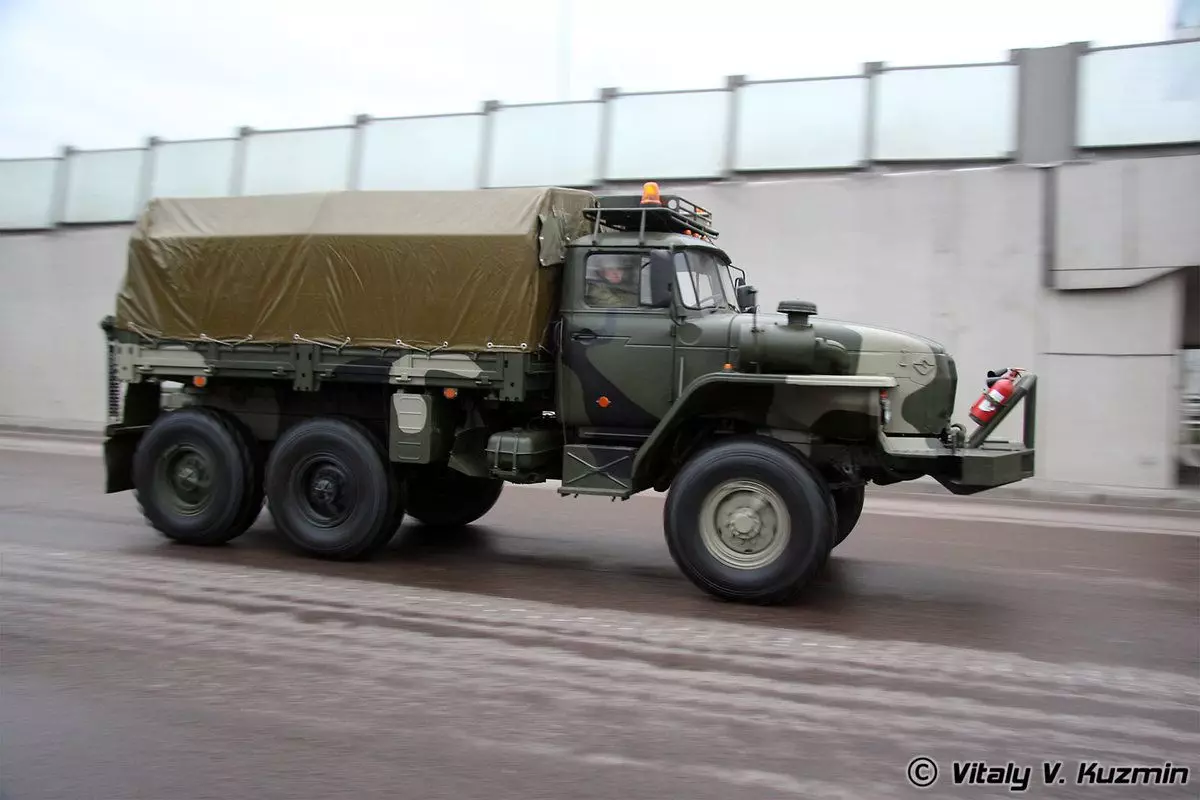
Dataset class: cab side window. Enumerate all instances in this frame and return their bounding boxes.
[673,252,698,307]
[673,250,730,310]
[584,253,653,309]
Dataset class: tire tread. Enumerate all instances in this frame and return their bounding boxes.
[265,416,400,561]
[831,484,865,548]
[406,467,504,528]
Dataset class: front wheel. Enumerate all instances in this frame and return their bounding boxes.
[663,437,836,605]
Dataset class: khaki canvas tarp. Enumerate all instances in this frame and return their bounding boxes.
[114,187,597,350]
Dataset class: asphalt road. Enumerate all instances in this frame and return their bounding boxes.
[2,445,1198,800]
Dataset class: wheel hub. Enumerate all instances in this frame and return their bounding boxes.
[307,466,344,507]
[157,446,213,515]
[312,479,334,502]
[175,463,200,490]
[727,508,762,538]
[699,479,791,570]
[296,458,354,528]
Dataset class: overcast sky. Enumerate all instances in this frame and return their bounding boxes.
[0,0,1181,158]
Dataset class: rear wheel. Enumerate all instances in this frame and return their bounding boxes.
[265,417,400,560]
[132,407,260,546]
[831,484,865,547]
[405,465,504,528]
[663,437,835,604]
[223,412,267,535]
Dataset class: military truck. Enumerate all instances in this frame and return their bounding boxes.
[101,183,1038,604]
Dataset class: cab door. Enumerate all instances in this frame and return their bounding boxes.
[671,249,742,392]
[559,250,675,433]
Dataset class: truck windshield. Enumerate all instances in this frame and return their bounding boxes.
[676,250,736,310]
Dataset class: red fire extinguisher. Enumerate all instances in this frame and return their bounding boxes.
[969,368,1022,426]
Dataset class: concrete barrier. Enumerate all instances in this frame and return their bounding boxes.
[1,161,1197,491]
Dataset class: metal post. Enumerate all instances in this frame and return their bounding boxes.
[50,145,74,227]
[1012,42,1088,164]
[862,62,883,168]
[231,126,252,196]
[478,100,500,189]
[1022,379,1037,450]
[724,75,746,178]
[596,87,618,187]
[348,114,370,190]
[138,136,159,212]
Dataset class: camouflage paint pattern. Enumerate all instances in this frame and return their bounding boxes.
[626,372,895,492]
[107,325,549,397]
[729,313,958,437]
[103,203,1032,498]
[391,353,485,382]
[556,237,957,441]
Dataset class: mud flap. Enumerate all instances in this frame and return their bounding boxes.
[103,426,148,493]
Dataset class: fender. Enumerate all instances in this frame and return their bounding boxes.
[630,371,897,492]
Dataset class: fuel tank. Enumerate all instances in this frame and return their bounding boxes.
[731,301,957,436]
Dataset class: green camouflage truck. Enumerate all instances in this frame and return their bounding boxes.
[100,184,1038,604]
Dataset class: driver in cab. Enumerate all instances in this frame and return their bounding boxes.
[585,253,640,308]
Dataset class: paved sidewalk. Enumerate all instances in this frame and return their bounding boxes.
[3,423,1198,513]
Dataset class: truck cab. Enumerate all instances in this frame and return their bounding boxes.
[560,201,736,433]
[546,184,1030,492]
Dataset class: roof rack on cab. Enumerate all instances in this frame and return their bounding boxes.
[584,181,719,245]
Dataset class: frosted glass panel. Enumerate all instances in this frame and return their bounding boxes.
[735,79,868,170]
[242,128,353,195]
[875,65,1016,160]
[1079,41,1200,147]
[360,115,483,190]
[487,103,601,187]
[0,159,58,229]
[62,149,145,223]
[606,91,730,180]
[152,139,237,198]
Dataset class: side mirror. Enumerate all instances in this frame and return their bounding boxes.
[647,250,674,309]
[734,275,746,289]
[736,283,758,312]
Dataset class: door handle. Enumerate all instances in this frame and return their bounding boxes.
[572,329,597,342]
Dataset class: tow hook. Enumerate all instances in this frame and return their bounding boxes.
[942,423,966,449]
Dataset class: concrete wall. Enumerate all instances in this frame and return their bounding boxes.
[680,167,1045,449]
[1055,155,1200,289]
[0,227,129,431]
[673,165,1191,490]
[1039,273,1190,488]
[0,156,1195,489]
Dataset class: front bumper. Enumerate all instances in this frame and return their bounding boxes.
[878,372,1038,495]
